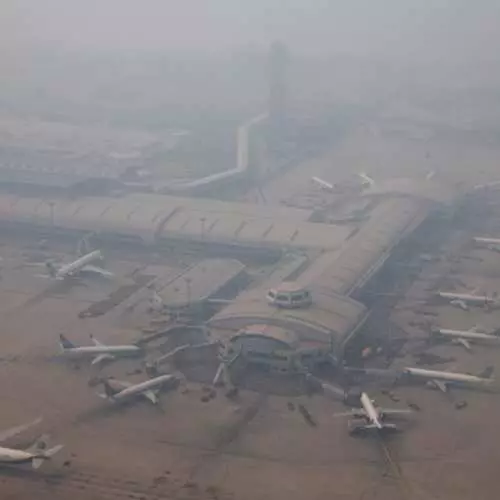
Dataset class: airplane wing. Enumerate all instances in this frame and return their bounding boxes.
[431,379,448,393]
[451,299,468,311]
[91,353,115,366]
[379,408,413,416]
[82,264,114,277]
[0,417,42,443]
[332,410,365,419]
[142,390,159,404]
[90,335,105,347]
[456,338,472,351]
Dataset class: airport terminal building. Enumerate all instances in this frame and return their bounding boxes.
[0,179,454,369]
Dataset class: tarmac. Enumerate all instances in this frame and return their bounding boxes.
[2,122,500,500]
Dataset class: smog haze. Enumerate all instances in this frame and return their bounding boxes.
[3,0,500,60]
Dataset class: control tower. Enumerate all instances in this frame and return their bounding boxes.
[267,41,290,142]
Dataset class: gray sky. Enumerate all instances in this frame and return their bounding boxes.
[3,1,500,60]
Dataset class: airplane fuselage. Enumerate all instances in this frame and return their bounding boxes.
[403,367,494,387]
[311,176,334,191]
[438,292,496,305]
[360,392,382,429]
[0,447,40,465]
[56,250,103,278]
[109,374,178,402]
[474,237,500,246]
[435,328,500,344]
[63,345,141,359]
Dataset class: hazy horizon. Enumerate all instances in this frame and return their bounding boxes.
[3,1,500,63]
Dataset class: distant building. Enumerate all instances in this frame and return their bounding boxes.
[267,41,289,142]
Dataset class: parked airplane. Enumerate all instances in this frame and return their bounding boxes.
[97,373,181,404]
[473,237,500,253]
[0,418,64,469]
[59,334,143,366]
[425,170,436,181]
[431,326,500,351]
[45,250,113,280]
[436,291,499,311]
[311,176,335,191]
[334,392,411,436]
[473,181,500,191]
[402,366,495,393]
[358,172,375,188]
[311,172,376,193]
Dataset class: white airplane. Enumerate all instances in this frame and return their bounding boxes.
[358,172,375,188]
[59,334,143,366]
[402,366,495,393]
[431,326,500,351]
[98,373,181,405]
[45,250,113,280]
[473,237,500,253]
[0,418,64,469]
[436,291,499,311]
[311,176,335,191]
[425,170,436,181]
[473,181,500,191]
[334,392,411,436]
[150,290,165,312]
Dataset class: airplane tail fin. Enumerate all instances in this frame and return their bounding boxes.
[26,433,50,454]
[59,334,76,351]
[32,444,64,469]
[77,234,93,257]
[479,366,494,379]
[45,261,58,278]
[102,379,119,398]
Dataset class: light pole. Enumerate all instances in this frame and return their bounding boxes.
[184,277,192,311]
[200,217,206,240]
[48,201,55,226]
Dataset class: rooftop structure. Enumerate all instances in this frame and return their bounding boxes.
[210,285,368,357]
[300,196,433,297]
[0,179,455,364]
[154,258,246,311]
[0,193,352,249]
[209,182,456,363]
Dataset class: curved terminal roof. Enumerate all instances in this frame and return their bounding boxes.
[0,193,353,250]
[231,324,299,350]
[209,286,367,350]
[210,194,437,351]
[299,196,431,296]
[155,258,246,309]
